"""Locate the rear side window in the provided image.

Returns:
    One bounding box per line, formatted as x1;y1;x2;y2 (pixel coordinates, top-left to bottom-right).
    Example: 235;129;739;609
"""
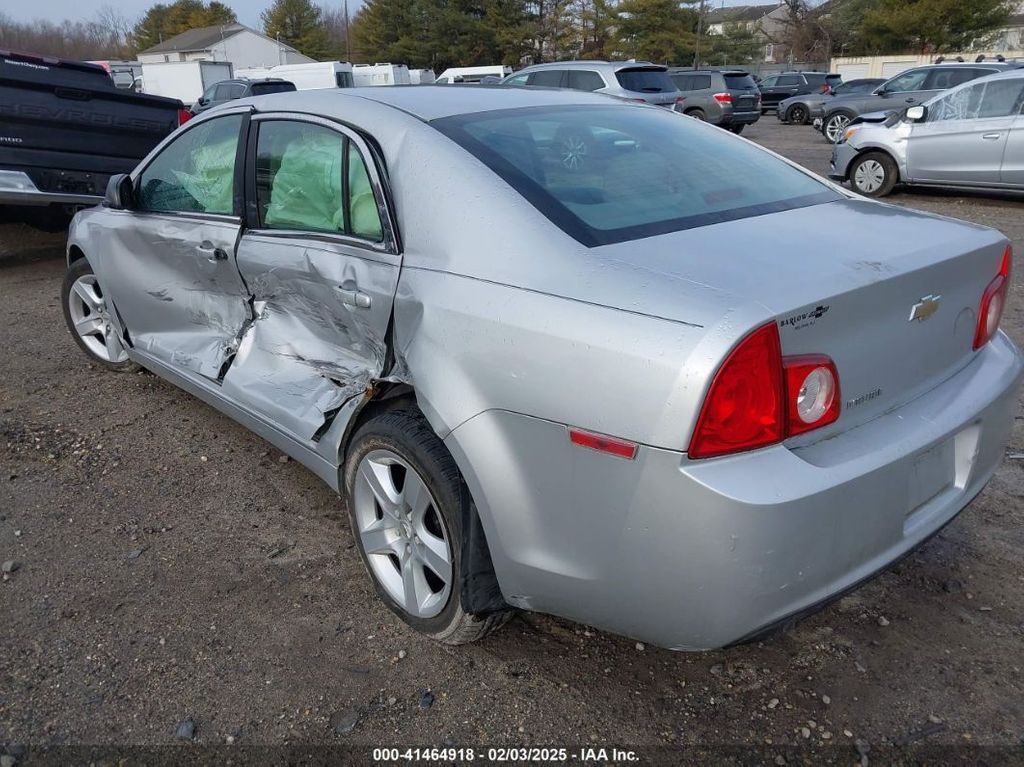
250;81;296;95
615;68;675;93
802;74;827;86
528;70;565;88
568;70;605;91
255;120;382;241
670;74;692;90
925;67;993;91
137;114;242;215
723;73;756;89
776;75;802;86
435;105;838;247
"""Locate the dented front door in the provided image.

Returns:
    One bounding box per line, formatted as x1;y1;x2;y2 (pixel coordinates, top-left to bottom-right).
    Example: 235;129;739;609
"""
219;115;401;443
106;111;251;379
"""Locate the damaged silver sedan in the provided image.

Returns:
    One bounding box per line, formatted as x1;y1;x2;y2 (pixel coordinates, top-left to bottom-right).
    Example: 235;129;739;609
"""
63;87;1023;650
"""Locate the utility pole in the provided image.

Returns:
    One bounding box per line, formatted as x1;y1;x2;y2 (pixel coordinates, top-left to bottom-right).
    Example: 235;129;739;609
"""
344;0;351;62
694;0;707;70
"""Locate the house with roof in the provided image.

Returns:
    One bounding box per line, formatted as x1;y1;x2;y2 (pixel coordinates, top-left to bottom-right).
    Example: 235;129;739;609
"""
705;3;789;62
137;22;314;69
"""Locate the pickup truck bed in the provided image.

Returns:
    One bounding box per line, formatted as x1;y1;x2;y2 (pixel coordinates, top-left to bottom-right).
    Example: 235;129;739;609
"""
0;50;185;207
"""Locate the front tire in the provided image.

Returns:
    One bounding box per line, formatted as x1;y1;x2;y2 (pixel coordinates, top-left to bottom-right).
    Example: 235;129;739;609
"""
61;258;139;372
849;151;898;198
824;112;853;143
343;408;510;644
787;104;809;124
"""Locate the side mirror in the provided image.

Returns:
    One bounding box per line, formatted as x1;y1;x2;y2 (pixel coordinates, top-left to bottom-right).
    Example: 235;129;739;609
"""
104;174;134;210
198;95;208;105
906;105;927;122
873;86;887;96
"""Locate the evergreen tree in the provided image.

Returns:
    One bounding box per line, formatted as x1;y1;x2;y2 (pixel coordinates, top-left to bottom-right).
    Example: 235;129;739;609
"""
859;0;1014;54
610;0;698;64
134;0;236;52
262;0;331;60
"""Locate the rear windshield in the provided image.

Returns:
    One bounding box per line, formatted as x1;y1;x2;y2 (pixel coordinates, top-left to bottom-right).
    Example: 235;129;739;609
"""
434;105;839;247
723;73;757;89
614;68;676;93
251;81;297;95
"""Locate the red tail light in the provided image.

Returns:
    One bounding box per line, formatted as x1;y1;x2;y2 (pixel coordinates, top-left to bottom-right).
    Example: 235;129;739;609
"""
712;92;732;104
974;245;1012;350
689;323;841;459
675;96;686;106
689;323;784;458
177;108;192;126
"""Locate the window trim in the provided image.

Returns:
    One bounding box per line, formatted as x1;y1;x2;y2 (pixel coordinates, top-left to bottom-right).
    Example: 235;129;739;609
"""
243;112;399;256
130;107;251;222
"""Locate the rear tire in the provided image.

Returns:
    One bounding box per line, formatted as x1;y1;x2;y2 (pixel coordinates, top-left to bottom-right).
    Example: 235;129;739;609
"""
343;408;511;644
849;151;898;198
686;108;707;121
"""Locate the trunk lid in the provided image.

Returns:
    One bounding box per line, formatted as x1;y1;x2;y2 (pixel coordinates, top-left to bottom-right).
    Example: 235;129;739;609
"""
590;197;1008;435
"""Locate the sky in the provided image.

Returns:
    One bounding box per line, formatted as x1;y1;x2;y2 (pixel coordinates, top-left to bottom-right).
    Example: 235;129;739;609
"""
5;0;761;30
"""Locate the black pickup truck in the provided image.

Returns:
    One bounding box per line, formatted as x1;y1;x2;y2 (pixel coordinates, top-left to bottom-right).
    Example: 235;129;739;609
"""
0;50;186;212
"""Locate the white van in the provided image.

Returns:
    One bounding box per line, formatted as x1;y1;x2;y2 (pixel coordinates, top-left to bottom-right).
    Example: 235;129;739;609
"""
235;62;354;90
409;68;436;85
435;65;512;84
352;63;412;87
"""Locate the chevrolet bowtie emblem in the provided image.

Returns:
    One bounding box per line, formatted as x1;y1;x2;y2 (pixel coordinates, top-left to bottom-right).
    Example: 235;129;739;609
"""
909;294;941;322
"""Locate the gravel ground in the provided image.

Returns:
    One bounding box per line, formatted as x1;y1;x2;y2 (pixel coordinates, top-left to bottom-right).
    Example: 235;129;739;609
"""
1;118;1023;759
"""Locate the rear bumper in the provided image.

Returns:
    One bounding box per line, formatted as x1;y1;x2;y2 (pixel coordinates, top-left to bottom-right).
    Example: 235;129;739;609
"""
0;169;100;206
720;110;760;127
449;333;1023;650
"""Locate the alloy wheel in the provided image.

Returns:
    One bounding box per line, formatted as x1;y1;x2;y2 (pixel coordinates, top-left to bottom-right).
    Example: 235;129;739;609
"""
560;134;588;170
66;274;129;363
353;449;452;619
825;115;850;143
789;105;807;124
853;159;886;194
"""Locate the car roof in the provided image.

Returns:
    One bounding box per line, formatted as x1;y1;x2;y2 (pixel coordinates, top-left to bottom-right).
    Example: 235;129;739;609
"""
247;84;618;122
520;60;665;72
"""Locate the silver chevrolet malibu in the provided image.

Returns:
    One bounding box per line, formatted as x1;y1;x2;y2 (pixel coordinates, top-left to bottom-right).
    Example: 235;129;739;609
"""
62;86;1023;650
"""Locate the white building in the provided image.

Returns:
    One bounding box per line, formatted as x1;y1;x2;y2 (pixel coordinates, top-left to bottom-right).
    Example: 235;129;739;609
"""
137;23;313;70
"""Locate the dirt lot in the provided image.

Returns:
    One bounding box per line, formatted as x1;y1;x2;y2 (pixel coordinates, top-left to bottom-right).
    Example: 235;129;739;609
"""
2;118;1024;760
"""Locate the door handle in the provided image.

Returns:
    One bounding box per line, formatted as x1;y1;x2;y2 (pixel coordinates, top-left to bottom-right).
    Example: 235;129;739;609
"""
982;133;1002;140
197;241;228;261
337;287;371;309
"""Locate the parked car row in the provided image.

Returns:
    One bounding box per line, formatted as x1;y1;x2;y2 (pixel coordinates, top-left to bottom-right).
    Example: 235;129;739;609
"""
829;68;1024;197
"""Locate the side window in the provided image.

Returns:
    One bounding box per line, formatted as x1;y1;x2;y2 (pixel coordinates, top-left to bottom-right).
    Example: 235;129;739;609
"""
694;74;712;90
759;76;778;88
932;79;1024;121
504;73;530;87
568;70;605;91
201;84;218;102
347;142;383;241
671;74;691;90
528;69;565;88
213;83;233;100
776;75;801;87
137;114;242;215
255;120;382;241
885;68;929;92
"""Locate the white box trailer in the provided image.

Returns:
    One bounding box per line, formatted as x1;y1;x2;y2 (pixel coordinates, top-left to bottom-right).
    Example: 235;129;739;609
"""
139;60;233;103
409;68;436;85
435;65;512;84
236;61;354;90
352;63;411;87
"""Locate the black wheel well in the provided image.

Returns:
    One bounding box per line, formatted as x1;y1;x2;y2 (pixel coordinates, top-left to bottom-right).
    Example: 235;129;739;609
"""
67;245;86;265
852;147;900;180
339;383;508;617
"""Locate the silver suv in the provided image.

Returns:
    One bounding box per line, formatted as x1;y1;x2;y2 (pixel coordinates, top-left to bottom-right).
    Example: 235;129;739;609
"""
502;61;681;107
